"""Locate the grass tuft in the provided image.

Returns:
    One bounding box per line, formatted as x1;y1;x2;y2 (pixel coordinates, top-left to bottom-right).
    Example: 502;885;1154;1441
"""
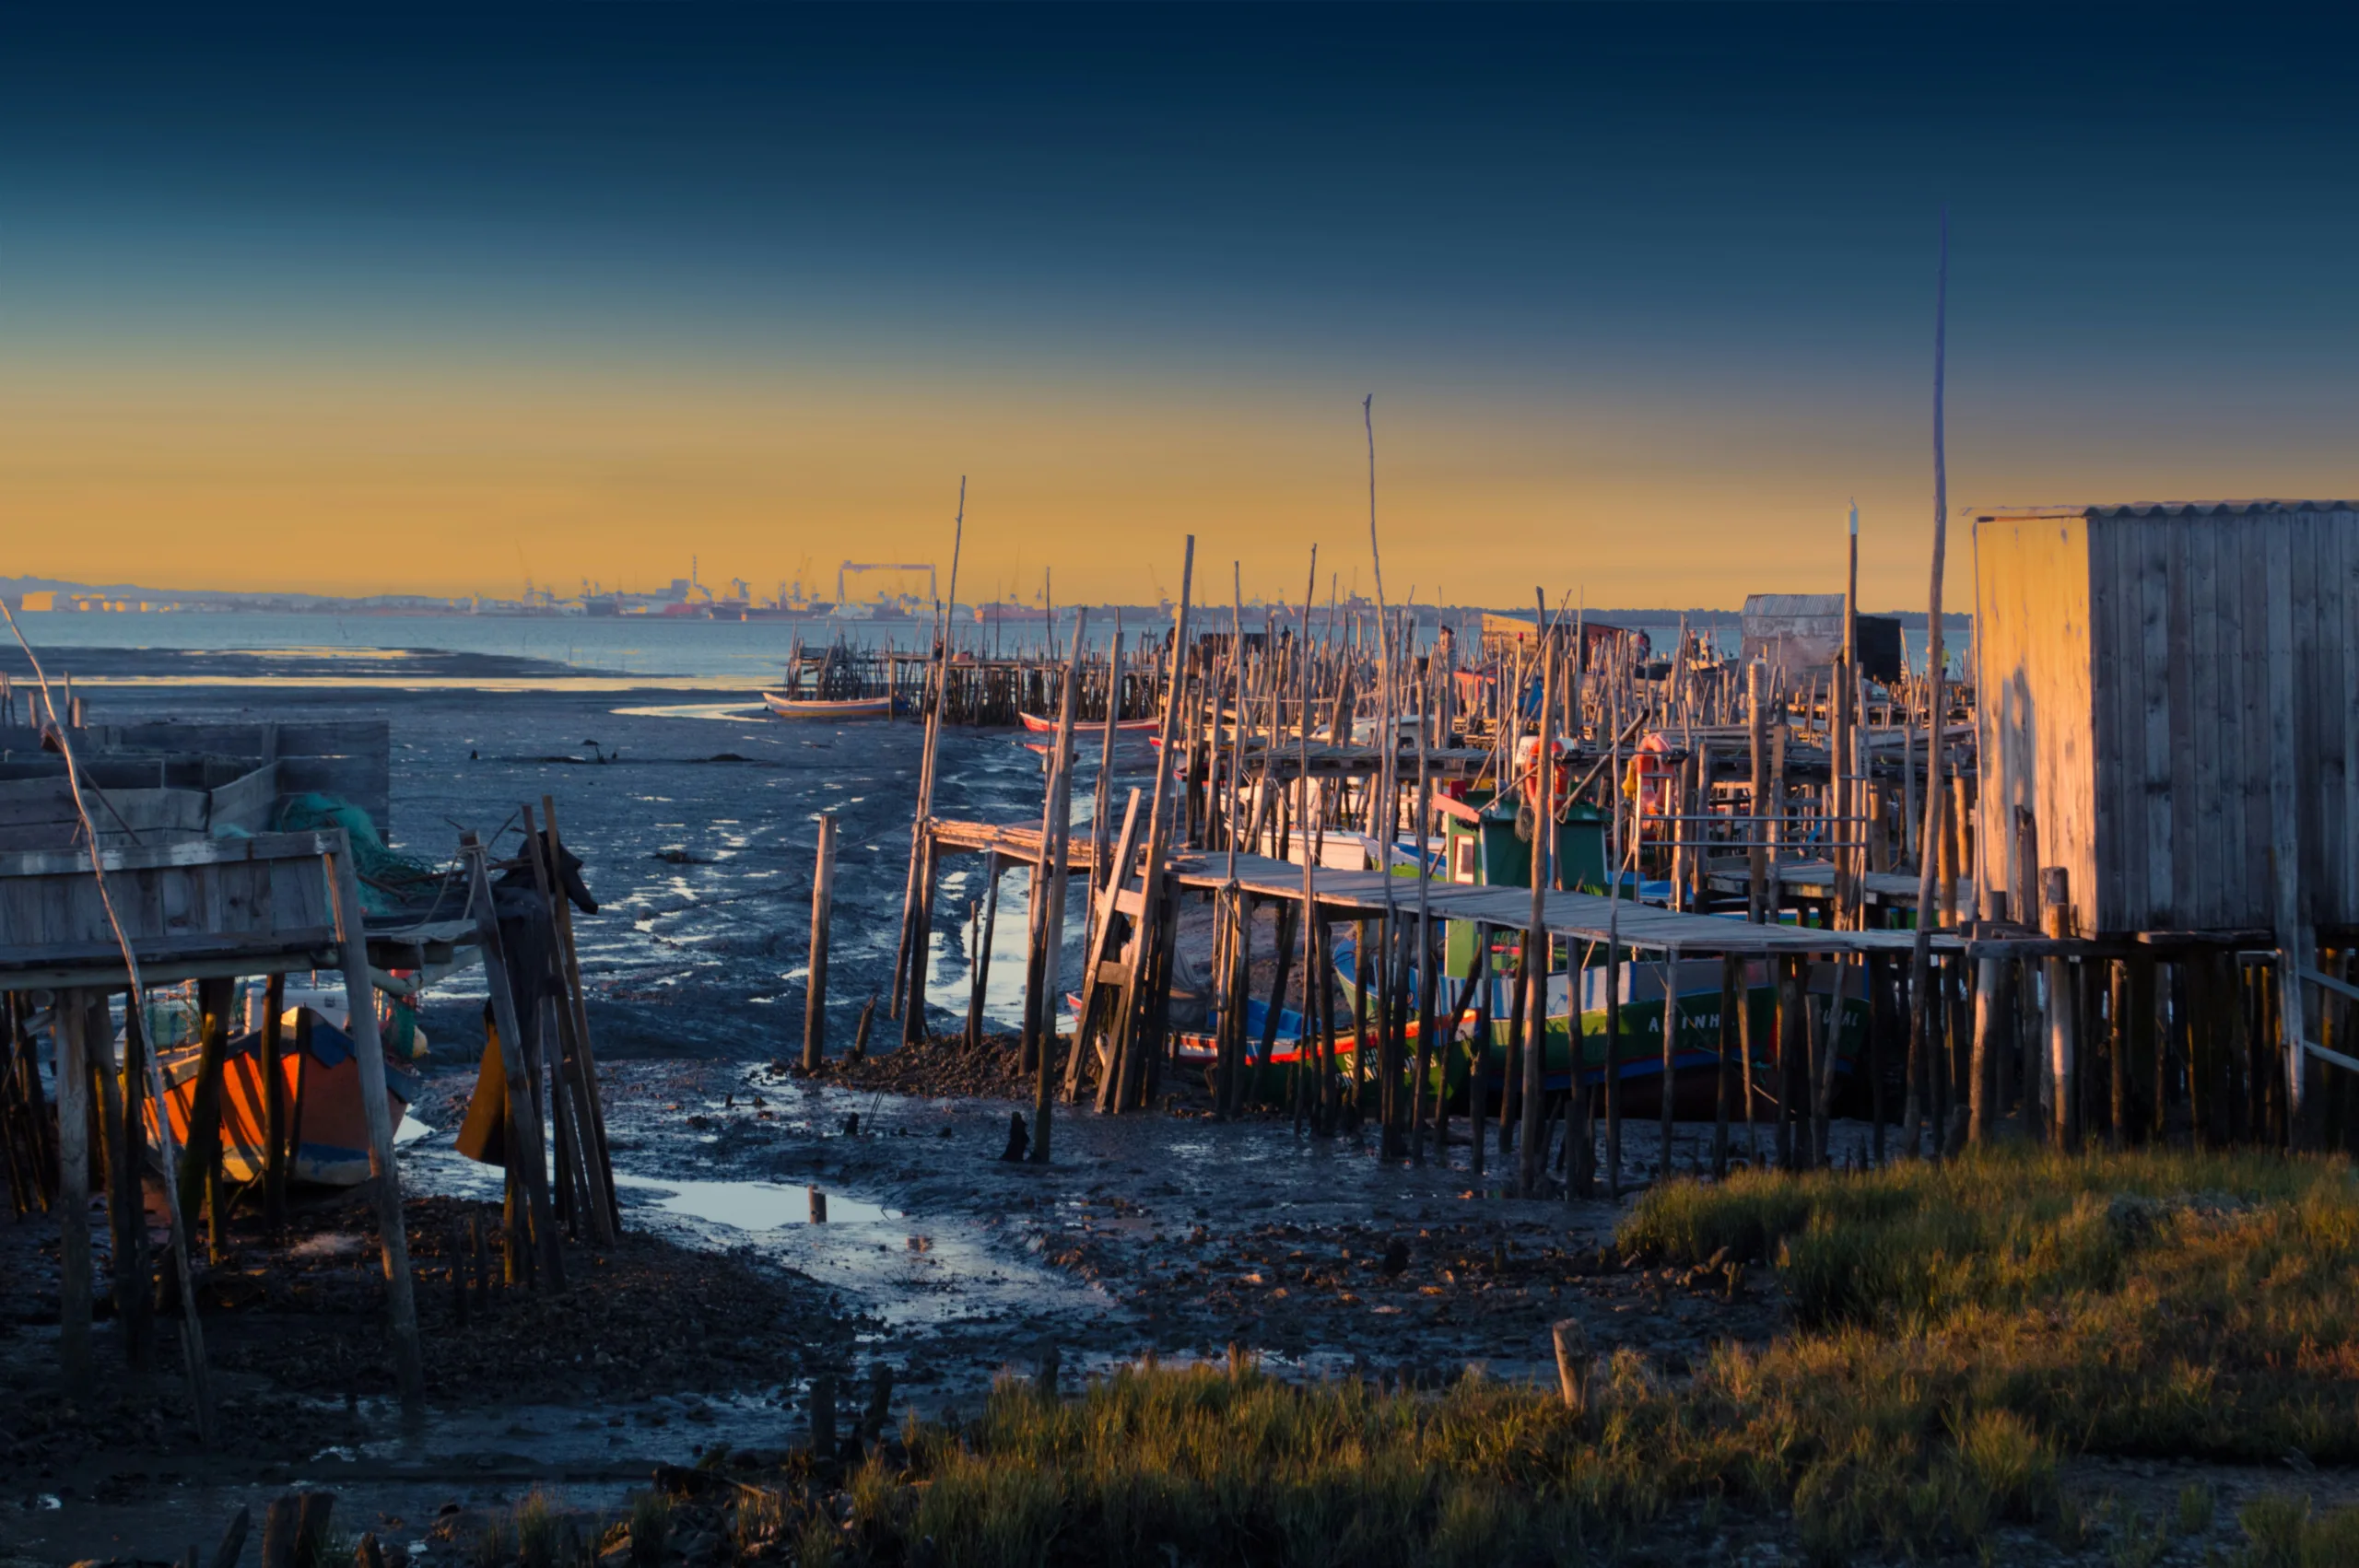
626;1490;670;1568
513;1488;560;1568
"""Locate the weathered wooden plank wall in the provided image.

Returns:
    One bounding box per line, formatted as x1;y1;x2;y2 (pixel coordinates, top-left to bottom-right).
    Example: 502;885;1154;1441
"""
1980;503;2359;937
1972;512;2097;927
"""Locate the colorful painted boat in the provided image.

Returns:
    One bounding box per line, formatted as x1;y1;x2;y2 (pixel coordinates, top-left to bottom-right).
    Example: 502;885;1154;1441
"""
1019;709;1157;734
151;1011;422;1187
1068;992;1377;1101
1332;940;1858;1117
762;691;893;720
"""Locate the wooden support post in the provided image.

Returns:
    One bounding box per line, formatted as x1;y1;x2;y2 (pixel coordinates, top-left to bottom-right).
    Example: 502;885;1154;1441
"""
538;798;618;1235
904;832;939;1048
2264;527;2311;1143
1519;648;1555;1197
2127;954;2157;1146
1747;661;1768;923
1035;612;1087;1160
328;833;426;1403
112;996;154;1365
520;806;614;1246
1255;902;1299;1082
1603;936;1623;1196
1860;954;1886;1164
463;834;564;1296
1469;926;1490;1176
968;854;1000;1052
1777;957;1803;1169
1072;792;1143;1103
2041;867;2077;1149
1109;538;1194;1113
54;991;92;1393
1714;954;1737;1176
1659;956;1677;1172
260;973;288;1231
805;813;839;1071
178;977;235;1260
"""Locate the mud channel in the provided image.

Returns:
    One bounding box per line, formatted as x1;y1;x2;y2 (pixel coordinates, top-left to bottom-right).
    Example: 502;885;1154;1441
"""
3;1027;1828;1563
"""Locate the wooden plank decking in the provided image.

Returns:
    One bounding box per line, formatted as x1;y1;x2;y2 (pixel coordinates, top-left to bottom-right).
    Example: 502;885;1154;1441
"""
930;816;1956;957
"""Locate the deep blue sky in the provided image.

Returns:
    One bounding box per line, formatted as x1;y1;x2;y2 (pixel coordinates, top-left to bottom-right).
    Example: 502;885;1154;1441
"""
2;6;2352;604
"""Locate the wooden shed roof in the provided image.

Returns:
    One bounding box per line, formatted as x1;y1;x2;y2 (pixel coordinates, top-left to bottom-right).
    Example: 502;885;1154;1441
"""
1975;500;2359;521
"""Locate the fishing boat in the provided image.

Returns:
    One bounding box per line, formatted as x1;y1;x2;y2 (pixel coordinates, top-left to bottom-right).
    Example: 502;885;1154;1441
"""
151;1010;424;1187
762;691;893;720
1332;939;1857;1118
1019;709;1157;734
1070;992;1381;1102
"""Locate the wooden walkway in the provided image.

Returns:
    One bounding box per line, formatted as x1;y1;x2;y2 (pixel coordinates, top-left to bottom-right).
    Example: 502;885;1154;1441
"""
930;818;1956;958
1705;857;1928;910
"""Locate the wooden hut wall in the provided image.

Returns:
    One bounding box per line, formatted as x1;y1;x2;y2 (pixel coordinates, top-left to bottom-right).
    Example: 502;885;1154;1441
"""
1972;513;2099;929
1977;503;2359;938
2085;506;2358;935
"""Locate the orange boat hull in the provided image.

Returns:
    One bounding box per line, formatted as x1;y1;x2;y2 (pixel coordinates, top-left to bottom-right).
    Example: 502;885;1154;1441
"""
151;1012;417;1188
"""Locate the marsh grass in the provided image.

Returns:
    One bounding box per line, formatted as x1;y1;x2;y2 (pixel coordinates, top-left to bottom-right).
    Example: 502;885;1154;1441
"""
1619;1145;2359;1460
627;1491;671;1568
513;1489;561;1568
2234;1492;2359;1567
861;1149;2359;1565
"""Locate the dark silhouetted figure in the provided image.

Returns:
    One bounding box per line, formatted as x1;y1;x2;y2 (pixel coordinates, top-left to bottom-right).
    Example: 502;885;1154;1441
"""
1000;1113;1028;1163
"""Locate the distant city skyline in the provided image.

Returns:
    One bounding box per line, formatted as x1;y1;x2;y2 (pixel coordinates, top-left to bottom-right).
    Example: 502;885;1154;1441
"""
3;7;2353;607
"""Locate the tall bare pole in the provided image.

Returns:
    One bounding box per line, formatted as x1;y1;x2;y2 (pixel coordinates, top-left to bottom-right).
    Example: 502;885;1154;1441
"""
1033;608;1086;1161
892;478;964;1023
1293;545;1329;1126
1904;212;1951;1158
1518;605;1555;1198
1364;394;1407;1157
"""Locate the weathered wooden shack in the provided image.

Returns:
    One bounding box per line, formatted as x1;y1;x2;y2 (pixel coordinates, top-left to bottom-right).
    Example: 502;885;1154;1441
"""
1972;501;2359;941
1740;593;1903;685
0;720;390;851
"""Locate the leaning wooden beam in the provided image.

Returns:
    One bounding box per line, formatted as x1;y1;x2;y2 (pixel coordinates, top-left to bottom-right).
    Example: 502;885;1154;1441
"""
462;834;565;1293
1110;537;1195;1113
1033;609;1087;1163
1904;212;1952;1159
0;606;214;1440
805;813;839;1071
522;804;616;1247
54;992;91;1392
540;798;619;1234
328;829;426;1404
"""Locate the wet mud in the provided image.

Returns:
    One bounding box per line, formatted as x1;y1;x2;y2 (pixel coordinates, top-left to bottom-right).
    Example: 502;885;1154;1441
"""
0;654;1889;1559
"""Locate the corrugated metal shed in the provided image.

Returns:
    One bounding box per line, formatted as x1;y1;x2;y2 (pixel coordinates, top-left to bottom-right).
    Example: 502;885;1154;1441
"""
1972;501;2359;936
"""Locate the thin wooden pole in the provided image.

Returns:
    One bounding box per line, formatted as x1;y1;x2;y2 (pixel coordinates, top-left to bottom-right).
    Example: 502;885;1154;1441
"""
1519;635;1555;1197
805;813;839;1071
1034;609;1087;1162
968;855;1000;1050
1747;662;1769;923
114;995;154;1366
178;978;234;1260
462;834;563;1293
1714;954;1737;1177
521;805;615;1246
54;991;92;1393
260;973;289;1230
537;798;617;1230
1904;208;1952;1158
328;834;426;1403
1110;538;1194;1112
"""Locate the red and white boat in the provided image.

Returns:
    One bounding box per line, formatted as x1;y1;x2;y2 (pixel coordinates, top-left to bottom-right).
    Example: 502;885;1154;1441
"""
1019;710;1157;734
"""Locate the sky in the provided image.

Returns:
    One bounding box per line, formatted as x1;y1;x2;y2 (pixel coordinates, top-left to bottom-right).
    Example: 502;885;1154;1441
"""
1;6;2353;609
